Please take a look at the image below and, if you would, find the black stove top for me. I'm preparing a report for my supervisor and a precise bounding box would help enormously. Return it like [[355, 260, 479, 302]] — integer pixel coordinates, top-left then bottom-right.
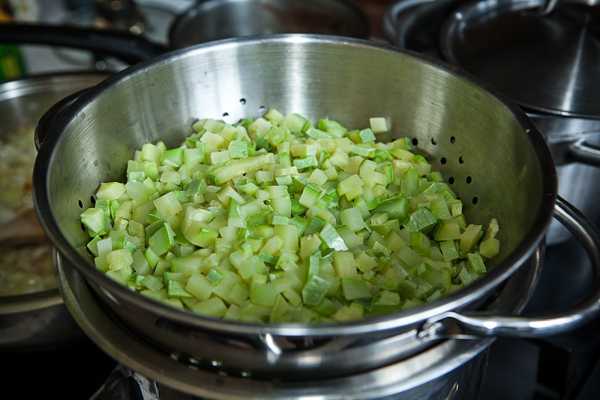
[[4, 337, 115, 398]]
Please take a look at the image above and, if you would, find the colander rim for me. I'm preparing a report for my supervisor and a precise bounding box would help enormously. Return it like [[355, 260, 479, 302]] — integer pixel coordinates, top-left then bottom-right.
[[33, 34, 557, 336]]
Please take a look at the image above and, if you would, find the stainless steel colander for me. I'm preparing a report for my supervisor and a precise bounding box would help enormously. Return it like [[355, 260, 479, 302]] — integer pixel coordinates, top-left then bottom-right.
[[33, 35, 600, 378]]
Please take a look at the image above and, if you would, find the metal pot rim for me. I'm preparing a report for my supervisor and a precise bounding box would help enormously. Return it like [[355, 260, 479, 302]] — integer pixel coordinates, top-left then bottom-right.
[[0, 71, 111, 98], [33, 34, 557, 337], [0, 289, 62, 315]]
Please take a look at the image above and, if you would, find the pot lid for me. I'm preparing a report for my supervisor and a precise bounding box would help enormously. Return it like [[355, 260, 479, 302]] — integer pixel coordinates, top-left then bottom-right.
[[440, 0, 600, 117]]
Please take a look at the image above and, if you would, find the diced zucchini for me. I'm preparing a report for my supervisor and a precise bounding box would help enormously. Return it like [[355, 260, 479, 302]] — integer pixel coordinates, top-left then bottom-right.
[[369, 117, 389, 133], [80, 109, 499, 324], [460, 224, 483, 254]]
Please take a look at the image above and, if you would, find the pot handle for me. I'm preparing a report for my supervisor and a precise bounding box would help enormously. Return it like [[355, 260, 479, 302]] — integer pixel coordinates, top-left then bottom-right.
[[382, 1, 406, 43], [0, 23, 166, 64], [419, 195, 600, 339], [34, 88, 88, 150], [568, 136, 600, 166]]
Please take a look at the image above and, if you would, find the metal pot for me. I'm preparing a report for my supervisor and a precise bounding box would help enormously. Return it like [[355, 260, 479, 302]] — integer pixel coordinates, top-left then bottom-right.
[[0, 72, 108, 349], [0, 0, 368, 58], [32, 36, 600, 378], [383, 0, 600, 246], [168, 0, 370, 48], [59, 244, 542, 399]]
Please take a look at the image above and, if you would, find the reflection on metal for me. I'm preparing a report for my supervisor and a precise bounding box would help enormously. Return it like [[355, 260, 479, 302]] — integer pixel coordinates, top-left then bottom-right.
[[446, 382, 460, 400]]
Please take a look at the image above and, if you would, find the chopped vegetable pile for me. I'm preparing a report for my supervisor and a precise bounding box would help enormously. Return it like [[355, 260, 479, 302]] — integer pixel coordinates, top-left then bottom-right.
[[80, 109, 500, 323]]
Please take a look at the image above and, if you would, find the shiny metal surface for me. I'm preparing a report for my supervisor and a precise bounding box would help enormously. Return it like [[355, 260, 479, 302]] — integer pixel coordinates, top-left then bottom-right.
[[0, 72, 108, 141], [419, 196, 600, 339], [57, 246, 542, 399], [384, 0, 600, 246], [0, 72, 108, 349], [34, 35, 559, 376], [440, 0, 600, 118], [383, 0, 453, 58], [169, 0, 369, 48], [528, 113, 600, 244], [539, 0, 600, 15]]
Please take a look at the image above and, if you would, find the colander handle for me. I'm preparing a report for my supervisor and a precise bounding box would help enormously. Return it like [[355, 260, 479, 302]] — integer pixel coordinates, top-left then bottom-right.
[[419, 196, 600, 339], [34, 88, 89, 151], [0, 23, 166, 65]]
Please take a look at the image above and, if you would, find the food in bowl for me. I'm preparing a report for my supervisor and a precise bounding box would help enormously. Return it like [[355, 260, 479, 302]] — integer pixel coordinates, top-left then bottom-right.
[[80, 110, 500, 323], [0, 128, 57, 296], [0, 244, 55, 296], [0, 128, 36, 219]]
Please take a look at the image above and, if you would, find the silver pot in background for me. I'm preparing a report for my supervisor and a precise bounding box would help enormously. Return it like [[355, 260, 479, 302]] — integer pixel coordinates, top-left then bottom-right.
[[169, 0, 370, 47], [384, 0, 600, 246], [0, 73, 108, 349]]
